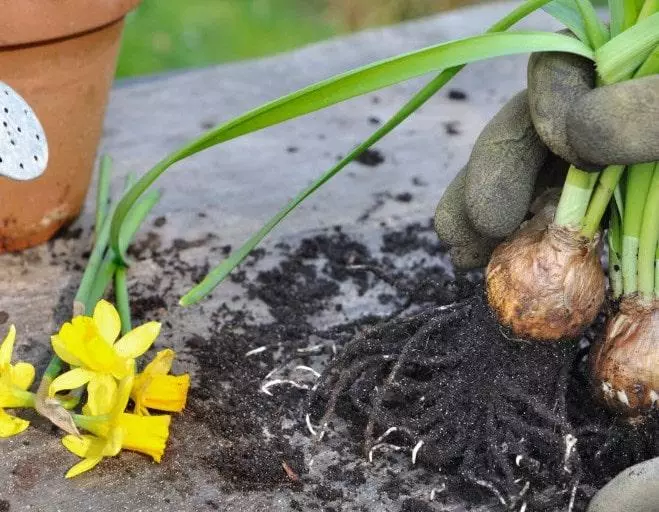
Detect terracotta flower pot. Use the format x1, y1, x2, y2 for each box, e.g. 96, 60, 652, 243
0, 0, 141, 252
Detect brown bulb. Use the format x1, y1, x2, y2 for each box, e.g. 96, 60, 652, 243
486, 222, 605, 341
590, 297, 658, 416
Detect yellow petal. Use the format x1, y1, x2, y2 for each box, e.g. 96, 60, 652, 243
85, 336, 131, 378
135, 374, 190, 414
0, 408, 29, 437
144, 349, 175, 376
11, 362, 35, 391
49, 368, 93, 397
65, 456, 103, 478
62, 434, 96, 457
103, 426, 124, 457
114, 322, 161, 359
86, 374, 117, 416
0, 325, 16, 368
93, 300, 121, 345
119, 413, 171, 462
110, 371, 135, 418
51, 333, 84, 368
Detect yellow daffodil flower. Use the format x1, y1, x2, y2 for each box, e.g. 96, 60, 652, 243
131, 349, 190, 415
49, 300, 160, 397
62, 371, 171, 478
0, 325, 36, 437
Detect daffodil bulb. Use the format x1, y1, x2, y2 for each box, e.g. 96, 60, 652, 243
590, 297, 658, 417
486, 221, 605, 341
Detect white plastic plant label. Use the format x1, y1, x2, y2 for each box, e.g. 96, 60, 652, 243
0, 81, 48, 181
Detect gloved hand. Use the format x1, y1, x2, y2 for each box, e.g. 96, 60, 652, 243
434, 47, 659, 269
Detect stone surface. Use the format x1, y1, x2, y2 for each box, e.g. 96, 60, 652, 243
0, 3, 567, 511
587, 458, 659, 512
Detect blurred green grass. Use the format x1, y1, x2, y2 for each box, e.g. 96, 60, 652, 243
117, 0, 342, 77
117, 0, 608, 78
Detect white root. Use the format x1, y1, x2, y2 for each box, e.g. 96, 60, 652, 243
411, 440, 424, 465
429, 485, 446, 501
294, 365, 321, 378
245, 346, 267, 356
563, 434, 578, 472
368, 443, 402, 463
373, 426, 398, 444
260, 379, 310, 396
305, 413, 318, 437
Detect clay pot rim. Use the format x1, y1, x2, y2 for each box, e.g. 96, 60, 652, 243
0, 0, 141, 48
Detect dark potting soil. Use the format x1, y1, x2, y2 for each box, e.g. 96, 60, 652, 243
131, 219, 656, 511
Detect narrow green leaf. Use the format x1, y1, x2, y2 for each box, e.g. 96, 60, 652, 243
575, 0, 610, 49
596, 12, 659, 83
609, 0, 625, 37
624, 0, 641, 28
95, 155, 112, 239
110, 31, 592, 265
544, 0, 589, 42
638, 0, 659, 19
634, 45, 659, 77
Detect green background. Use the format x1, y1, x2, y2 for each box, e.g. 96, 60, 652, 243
116, 0, 476, 77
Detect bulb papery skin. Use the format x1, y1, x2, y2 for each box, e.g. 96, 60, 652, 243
486, 223, 605, 341
590, 297, 658, 417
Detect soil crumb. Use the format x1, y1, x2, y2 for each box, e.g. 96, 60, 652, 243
448, 89, 468, 100
355, 148, 385, 167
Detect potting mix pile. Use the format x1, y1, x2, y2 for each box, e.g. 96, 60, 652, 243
123, 210, 657, 512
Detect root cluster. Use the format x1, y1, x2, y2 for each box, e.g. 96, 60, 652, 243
309, 294, 656, 510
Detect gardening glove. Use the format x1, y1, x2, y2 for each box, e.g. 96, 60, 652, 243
528, 49, 659, 168
435, 90, 565, 268
435, 47, 659, 269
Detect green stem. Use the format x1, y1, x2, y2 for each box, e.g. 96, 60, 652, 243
42, 355, 64, 382
115, 266, 131, 335
85, 189, 161, 311
581, 165, 625, 238
608, 204, 624, 299
621, 163, 654, 294
638, 163, 659, 300
655, 242, 659, 297
86, 253, 118, 311
74, 173, 136, 314
95, 156, 112, 240
554, 166, 598, 228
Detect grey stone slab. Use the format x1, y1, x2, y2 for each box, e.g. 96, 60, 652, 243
0, 3, 569, 511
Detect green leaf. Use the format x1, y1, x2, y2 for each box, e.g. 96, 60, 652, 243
608, 0, 623, 37
634, 44, 659, 77
638, 0, 659, 19
544, 0, 589, 42
574, 0, 610, 49
168, 32, 592, 305
610, 0, 645, 36
596, 11, 659, 83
